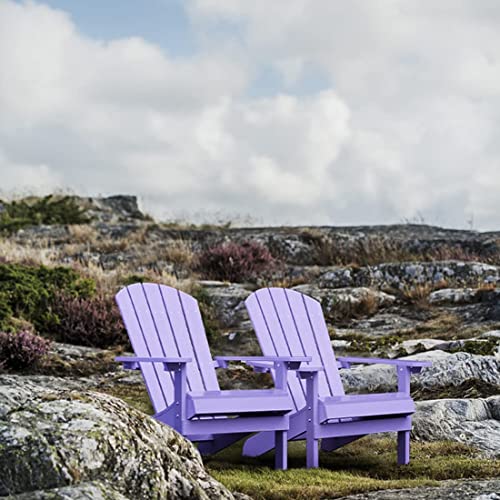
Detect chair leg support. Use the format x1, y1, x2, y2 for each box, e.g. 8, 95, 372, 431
397, 430, 410, 465
275, 430, 287, 470
306, 436, 319, 468
304, 373, 319, 468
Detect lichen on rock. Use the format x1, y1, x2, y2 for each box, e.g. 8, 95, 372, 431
0, 375, 234, 499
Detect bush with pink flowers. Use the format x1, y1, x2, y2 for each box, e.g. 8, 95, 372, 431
0, 330, 51, 370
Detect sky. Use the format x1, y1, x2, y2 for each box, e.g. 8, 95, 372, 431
0, 1, 499, 229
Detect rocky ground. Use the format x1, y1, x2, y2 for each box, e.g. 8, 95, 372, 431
0, 195, 499, 498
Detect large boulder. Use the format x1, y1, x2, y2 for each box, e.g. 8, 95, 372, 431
413, 397, 500, 458
0, 375, 234, 499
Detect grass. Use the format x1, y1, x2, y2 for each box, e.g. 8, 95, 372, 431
205, 437, 499, 499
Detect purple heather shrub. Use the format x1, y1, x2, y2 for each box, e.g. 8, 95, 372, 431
197, 240, 279, 283
0, 330, 51, 370
49, 292, 128, 349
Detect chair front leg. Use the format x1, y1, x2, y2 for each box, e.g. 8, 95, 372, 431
171, 362, 187, 434
298, 368, 321, 468
397, 365, 412, 395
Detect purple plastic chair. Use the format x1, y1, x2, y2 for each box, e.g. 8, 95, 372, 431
114, 283, 310, 470
242, 287, 432, 468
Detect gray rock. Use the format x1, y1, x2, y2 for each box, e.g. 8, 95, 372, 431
319, 261, 500, 290
204, 283, 251, 328
11, 481, 129, 499
336, 313, 418, 338
429, 287, 479, 304
398, 338, 447, 355
480, 330, 500, 339
413, 397, 500, 458
337, 480, 500, 499
340, 351, 500, 394
0, 375, 233, 499
292, 285, 396, 309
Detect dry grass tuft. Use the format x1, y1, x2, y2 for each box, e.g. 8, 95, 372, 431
0, 238, 61, 265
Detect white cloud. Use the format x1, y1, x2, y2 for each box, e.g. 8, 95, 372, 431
1, 1, 500, 228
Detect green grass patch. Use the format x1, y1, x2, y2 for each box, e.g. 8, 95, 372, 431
206, 437, 499, 499
94, 379, 154, 415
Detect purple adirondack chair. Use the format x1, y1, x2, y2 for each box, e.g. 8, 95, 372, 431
242, 287, 432, 468
114, 283, 310, 470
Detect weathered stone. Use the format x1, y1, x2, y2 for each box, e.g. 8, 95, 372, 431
337, 479, 500, 499
204, 283, 251, 328
335, 313, 418, 338
340, 351, 500, 395
0, 375, 234, 499
398, 338, 447, 355
292, 285, 396, 310
11, 481, 129, 499
319, 261, 500, 290
429, 287, 479, 304
413, 397, 500, 458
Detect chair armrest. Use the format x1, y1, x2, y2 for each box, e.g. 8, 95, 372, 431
336, 356, 432, 372
115, 356, 192, 371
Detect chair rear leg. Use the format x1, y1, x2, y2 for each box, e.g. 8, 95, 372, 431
275, 430, 287, 470
397, 430, 410, 465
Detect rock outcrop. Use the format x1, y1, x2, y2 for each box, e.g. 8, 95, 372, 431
413, 397, 500, 458
340, 351, 500, 395
0, 375, 234, 499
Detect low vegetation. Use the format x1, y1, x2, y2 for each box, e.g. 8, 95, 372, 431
0, 262, 94, 332
0, 195, 89, 234
0, 330, 51, 371
196, 240, 280, 283
205, 438, 499, 500
48, 292, 127, 349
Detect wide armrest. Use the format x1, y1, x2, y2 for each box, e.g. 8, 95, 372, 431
115, 356, 192, 371
214, 355, 311, 370
336, 356, 432, 370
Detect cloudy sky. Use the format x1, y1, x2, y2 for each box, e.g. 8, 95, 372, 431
1, 1, 499, 228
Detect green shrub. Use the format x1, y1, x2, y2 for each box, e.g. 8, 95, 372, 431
0, 263, 95, 333
0, 195, 90, 234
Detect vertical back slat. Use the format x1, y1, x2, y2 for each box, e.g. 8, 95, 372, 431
247, 288, 346, 405
178, 290, 219, 391
116, 283, 220, 414
269, 288, 309, 407
302, 293, 345, 396
245, 293, 302, 411
115, 284, 169, 412
281, 290, 333, 398
159, 286, 207, 393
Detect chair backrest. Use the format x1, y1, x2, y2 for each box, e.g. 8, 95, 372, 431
116, 283, 219, 413
245, 287, 345, 412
